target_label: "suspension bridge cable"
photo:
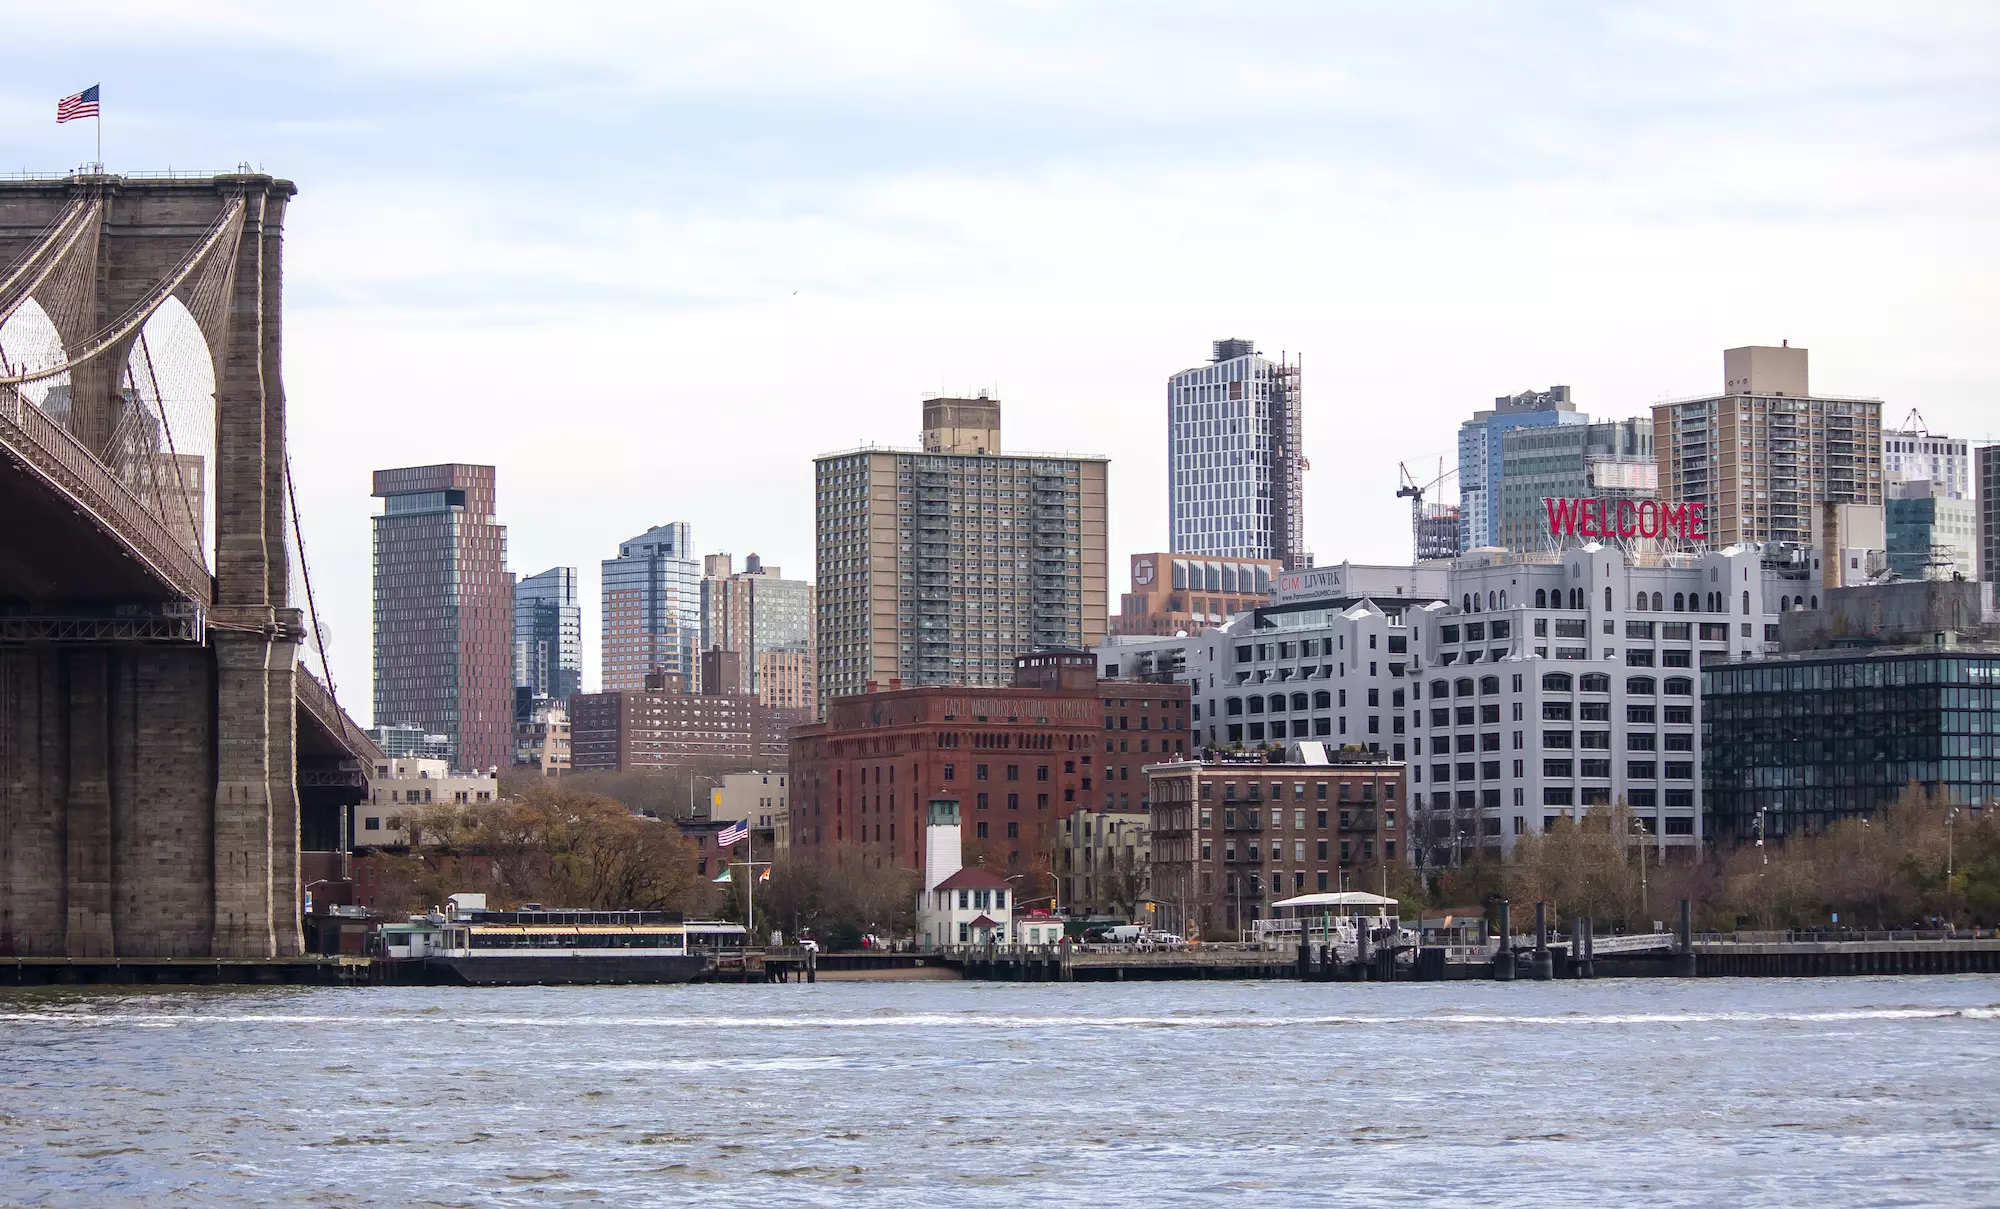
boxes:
[135,330,203,561]
[284,451,340,706]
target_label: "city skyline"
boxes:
[18,8,1991,721]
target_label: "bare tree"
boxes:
[1102,847,1150,921]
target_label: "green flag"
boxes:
[712,867,732,883]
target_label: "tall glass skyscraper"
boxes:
[514,566,582,704]
[601,522,701,692]
[1457,386,1586,551]
[371,464,513,772]
[1167,339,1308,570]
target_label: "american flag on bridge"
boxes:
[57,86,100,124]
[717,820,749,847]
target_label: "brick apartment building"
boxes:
[1146,750,1405,939]
[569,670,810,772]
[789,652,1191,881]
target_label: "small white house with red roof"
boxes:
[916,797,1014,948]
[926,866,1014,947]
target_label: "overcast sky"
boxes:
[11,3,1998,719]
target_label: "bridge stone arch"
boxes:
[0,173,307,960]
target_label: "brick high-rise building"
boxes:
[788,652,1189,883]
[701,552,816,712]
[1979,444,2000,586]
[1653,345,1884,548]
[371,464,514,772]
[815,395,1108,704]
[568,670,807,772]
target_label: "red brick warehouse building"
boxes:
[789,653,1190,879]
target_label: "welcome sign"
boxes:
[1544,497,1707,542]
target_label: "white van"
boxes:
[1102,924,1147,943]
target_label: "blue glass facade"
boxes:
[1703,650,2000,841]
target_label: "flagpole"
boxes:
[746,827,756,945]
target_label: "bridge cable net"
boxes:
[0,196,247,591]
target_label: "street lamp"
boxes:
[1630,817,1649,922]
[1946,807,1960,925]
[1946,807,1959,880]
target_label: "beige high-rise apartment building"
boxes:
[700,552,817,713]
[815,395,1108,705]
[1653,345,1883,547]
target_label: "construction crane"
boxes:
[1397,458,1458,562]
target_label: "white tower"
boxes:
[923,798,963,893]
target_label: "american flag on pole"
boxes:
[57,86,100,124]
[717,820,749,847]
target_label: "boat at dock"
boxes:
[379,895,746,986]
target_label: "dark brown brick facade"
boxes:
[790,654,1191,882]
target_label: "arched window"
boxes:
[1479,675,1500,696]
[1811,595,1819,609]
[1571,588,1585,610]
[1652,592,1663,611]
[1268,694,1287,713]
[1635,593,1648,612]
[1580,673,1610,693]
[1247,697,1264,714]
[1429,679,1449,699]
[1627,676,1656,695]
[1542,673,1573,692]
[1290,692,1309,712]
[1605,586,1614,611]
[1487,591,1497,611]
[1780,596,1790,611]
[1499,591,1508,609]
[1535,589,1548,608]
[1673,592,1685,612]
[1664,677,1692,696]
[1454,678,1475,698]
[1742,590,1750,615]
[1462,594,1472,612]
[1225,697,1243,716]
[1312,691,1331,709]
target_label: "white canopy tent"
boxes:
[1271,892,1398,910]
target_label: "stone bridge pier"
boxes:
[0,173,311,960]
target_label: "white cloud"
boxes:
[17,1,1996,717]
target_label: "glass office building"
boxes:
[1703,649,2000,842]
[514,566,582,704]
[601,522,701,693]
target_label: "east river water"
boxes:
[3,976,1997,1208]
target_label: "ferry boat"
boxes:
[379,895,747,985]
